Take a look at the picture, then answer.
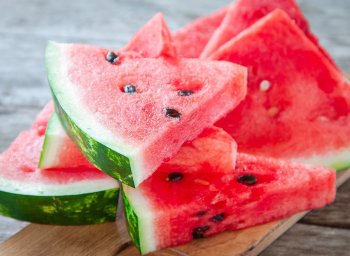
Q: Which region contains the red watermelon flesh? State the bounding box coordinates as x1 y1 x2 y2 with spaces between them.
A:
123 13 176 58
173 7 227 58
122 127 336 254
201 0 338 69
47 42 247 186
211 10 350 168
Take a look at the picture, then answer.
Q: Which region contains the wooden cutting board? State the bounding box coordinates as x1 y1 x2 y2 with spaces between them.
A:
0 169 349 256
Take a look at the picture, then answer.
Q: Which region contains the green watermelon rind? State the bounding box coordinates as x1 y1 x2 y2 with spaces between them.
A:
292 148 350 172
121 186 156 254
333 162 350 172
46 41 135 187
53 94 134 186
0 188 119 225
121 189 141 252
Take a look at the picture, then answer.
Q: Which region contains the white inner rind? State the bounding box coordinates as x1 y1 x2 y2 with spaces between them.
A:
123 186 156 254
46 42 143 183
292 147 350 170
0 174 119 196
39 114 66 168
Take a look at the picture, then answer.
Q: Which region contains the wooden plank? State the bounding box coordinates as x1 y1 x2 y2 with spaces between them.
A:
0 222 130 256
1 170 348 256
260 223 350 256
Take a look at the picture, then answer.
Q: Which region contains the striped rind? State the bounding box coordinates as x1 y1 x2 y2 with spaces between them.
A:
121 189 141 252
53 95 134 185
122 186 156 254
0 188 119 225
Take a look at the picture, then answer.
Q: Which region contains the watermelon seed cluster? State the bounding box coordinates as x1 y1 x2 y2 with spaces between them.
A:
165 108 181 119
106 51 120 64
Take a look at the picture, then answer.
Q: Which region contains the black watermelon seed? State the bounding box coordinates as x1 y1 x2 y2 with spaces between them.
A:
237 174 257 186
165 108 181 119
178 90 194 96
192 231 204 239
212 213 225 223
106 51 120 64
167 172 183 182
196 211 207 217
192 226 210 239
123 84 137 94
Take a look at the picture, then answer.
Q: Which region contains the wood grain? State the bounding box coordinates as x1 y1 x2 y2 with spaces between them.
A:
1 170 348 256
261 224 350 256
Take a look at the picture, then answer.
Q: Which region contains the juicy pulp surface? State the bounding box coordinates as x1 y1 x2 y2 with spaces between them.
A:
201 0 338 68
47 41 247 186
123 151 335 254
123 13 176 58
0 108 119 224
211 10 350 163
173 7 227 58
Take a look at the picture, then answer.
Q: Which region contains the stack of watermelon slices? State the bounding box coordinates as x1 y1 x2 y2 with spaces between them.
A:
2 0 349 254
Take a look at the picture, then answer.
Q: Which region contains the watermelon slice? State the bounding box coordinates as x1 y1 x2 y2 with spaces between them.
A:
0 108 119 225
123 13 176 58
122 127 336 254
39 111 94 169
210 10 350 170
40 14 175 170
200 0 338 69
47 41 247 187
173 7 227 58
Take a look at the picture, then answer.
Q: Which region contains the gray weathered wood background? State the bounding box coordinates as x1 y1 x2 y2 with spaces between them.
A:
0 0 349 254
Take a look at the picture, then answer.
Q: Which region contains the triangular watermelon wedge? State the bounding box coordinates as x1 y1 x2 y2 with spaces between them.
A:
211 10 350 169
173 7 227 58
0 107 119 225
123 13 176 58
201 0 338 69
46 41 247 187
122 127 335 254
40 14 177 170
